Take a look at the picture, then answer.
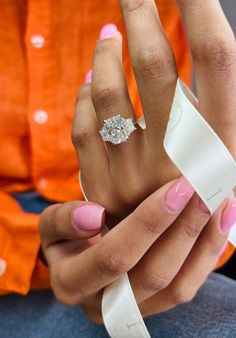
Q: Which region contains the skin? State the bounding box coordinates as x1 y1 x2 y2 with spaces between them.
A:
40 0 236 324
40 179 230 323
73 0 236 224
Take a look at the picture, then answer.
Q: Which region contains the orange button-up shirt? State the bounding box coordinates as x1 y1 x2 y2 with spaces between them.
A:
0 0 233 295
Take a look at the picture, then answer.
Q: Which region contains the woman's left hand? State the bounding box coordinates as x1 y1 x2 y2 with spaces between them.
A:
72 0 236 224
40 177 236 322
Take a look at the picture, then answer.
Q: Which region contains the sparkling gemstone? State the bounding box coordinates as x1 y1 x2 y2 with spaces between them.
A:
100 114 136 145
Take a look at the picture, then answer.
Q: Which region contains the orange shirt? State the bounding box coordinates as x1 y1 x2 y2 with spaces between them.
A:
0 0 233 295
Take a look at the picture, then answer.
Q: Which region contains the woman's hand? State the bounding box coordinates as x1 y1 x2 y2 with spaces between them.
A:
72 0 236 224
40 177 236 323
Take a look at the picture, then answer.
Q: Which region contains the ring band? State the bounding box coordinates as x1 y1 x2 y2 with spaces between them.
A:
99 114 137 145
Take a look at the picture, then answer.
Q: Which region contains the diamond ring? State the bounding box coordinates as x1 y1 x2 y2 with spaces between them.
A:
99 114 137 145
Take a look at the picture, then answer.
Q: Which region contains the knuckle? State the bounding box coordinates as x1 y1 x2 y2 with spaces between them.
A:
209 244 223 258
172 286 196 305
50 265 82 306
83 312 103 325
72 126 97 149
182 214 206 239
177 0 195 6
135 206 162 236
91 84 122 110
39 204 61 242
51 205 67 239
206 237 225 257
194 35 236 73
98 250 129 277
144 270 172 293
119 0 148 13
118 178 147 207
134 45 175 80
53 288 79 306
81 303 104 324
76 85 90 102
95 38 119 55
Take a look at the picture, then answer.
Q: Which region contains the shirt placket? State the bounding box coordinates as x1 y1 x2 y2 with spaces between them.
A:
25 0 56 193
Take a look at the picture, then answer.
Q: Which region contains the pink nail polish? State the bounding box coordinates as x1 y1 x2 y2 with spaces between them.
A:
220 200 236 235
199 199 210 214
165 177 194 213
72 205 105 231
99 23 117 40
84 69 92 84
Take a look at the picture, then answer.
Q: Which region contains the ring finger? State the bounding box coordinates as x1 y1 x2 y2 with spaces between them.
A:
91 25 142 160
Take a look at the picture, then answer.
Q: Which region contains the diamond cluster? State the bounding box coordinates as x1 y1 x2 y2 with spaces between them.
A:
100 115 137 145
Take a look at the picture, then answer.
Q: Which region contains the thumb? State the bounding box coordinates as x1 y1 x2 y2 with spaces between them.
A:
39 201 106 247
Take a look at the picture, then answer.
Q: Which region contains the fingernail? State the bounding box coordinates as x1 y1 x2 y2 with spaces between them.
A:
220 200 236 235
199 199 210 214
99 23 117 40
84 69 92 84
72 205 105 231
165 177 194 213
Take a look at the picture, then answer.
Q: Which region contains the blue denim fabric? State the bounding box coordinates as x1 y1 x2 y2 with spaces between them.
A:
12 190 54 213
0 191 235 338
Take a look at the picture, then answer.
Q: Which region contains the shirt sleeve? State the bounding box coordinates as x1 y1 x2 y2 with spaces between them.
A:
0 191 49 295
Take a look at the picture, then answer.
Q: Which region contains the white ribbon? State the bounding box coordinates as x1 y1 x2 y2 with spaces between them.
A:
101 78 236 337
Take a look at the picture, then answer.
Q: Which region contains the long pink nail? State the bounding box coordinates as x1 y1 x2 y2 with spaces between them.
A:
100 23 117 40
84 69 92 84
72 205 105 231
165 177 194 213
220 200 236 235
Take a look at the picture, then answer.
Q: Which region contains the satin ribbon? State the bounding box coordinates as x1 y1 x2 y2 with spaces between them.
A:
80 78 236 337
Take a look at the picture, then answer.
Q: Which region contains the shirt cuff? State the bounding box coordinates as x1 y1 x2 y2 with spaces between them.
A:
0 191 42 295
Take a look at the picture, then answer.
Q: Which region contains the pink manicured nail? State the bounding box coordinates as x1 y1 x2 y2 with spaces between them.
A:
84 70 92 84
199 199 210 214
220 200 236 235
165 177 194 213
72 205 105 231
100 23 117 40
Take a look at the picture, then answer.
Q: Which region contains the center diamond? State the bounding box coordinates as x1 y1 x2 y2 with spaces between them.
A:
100 115 136 145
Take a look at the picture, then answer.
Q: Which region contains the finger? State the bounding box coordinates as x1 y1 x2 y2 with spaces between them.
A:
129 194 210 303
140 199 236 316
91 25 141 158
119 0 177 141
72 74 110 196
52 177 194 302
92 26 134 123
177 0 236 152
39 201 106 248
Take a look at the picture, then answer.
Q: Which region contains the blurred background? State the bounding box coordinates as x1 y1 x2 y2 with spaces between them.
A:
221 0 236 33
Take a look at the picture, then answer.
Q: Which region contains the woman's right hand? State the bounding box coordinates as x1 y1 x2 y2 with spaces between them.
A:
40 177 235 323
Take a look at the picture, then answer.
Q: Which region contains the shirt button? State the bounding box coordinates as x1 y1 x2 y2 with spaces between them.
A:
39 178 47 189
0 259 6 277
33 110 48 124
30 35 45 48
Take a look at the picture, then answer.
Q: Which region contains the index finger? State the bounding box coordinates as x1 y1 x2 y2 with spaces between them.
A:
177 0 236 152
